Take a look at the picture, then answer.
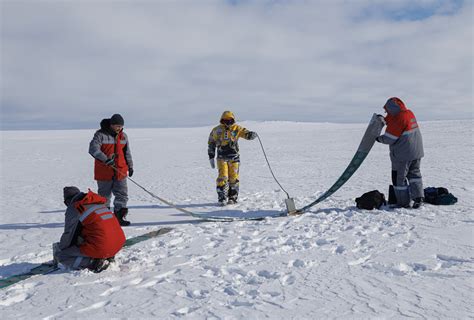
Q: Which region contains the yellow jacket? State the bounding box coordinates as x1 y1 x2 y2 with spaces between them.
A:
208 123 253 161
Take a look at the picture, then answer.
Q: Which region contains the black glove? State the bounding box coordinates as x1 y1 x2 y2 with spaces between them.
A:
247 131 257 140
129 168 134 177
104 158 115 166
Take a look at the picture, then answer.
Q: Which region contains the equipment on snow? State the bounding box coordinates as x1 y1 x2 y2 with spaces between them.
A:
255 133 297 215
294 113 385 214
424 187 457 205
110 165 270 221
0 228 173 290
355 190 387 210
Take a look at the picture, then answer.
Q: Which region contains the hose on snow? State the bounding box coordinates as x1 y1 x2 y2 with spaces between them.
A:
256 134 291 199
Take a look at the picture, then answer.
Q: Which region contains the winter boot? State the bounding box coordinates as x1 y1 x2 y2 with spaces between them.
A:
412 197 424 209
394 185 411 208
217 185 228 206
87 258 110 273
217 193 227 206
114 208 131 226
228 184 239 204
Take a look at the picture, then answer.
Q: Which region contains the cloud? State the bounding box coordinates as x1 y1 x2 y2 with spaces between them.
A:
1 0 472 130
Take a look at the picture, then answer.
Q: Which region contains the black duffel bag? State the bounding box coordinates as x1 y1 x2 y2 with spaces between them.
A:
356 190 387 210
424 187 458 205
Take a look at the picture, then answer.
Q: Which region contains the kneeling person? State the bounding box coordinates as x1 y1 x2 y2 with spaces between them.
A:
53 186 126 273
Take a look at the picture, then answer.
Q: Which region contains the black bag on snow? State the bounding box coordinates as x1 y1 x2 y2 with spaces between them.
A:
356 190 387 210
424 187 457 205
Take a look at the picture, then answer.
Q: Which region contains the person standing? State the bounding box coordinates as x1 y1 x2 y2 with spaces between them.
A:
208 111 257 205
53 186 126 272
376 97 424 208
89 114 133 225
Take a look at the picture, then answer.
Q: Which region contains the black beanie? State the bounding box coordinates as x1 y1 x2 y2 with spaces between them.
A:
110 114 124 126
63 186 80 205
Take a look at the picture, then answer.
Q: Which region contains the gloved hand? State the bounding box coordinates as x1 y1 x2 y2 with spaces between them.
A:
247 131 257 140
104 158 115 166
128 168 134 177
209 158 215 169
376 114 386 125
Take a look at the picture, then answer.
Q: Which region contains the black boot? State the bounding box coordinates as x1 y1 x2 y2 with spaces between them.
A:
217 185 227 206
217 192 226 206
412 197 424 209
114 208 131 226
228 184 239 204
87 258 110 273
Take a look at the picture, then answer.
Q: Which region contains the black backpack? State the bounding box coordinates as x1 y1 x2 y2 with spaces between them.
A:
356 190 387 210
424 187 458 205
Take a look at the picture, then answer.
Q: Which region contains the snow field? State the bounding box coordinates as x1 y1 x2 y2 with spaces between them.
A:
0 120 473 318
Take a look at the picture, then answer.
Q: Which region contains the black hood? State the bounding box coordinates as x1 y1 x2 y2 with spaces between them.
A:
99 118 116 136
100 118 111 130
65 192 86 207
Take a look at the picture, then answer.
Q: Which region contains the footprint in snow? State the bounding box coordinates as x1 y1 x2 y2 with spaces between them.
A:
100 285 121 296
316 238 334 246
397 239 415 248
138 280 159 288
333 245 345 254
434 254 473 269
288 259 306 268
76 301 109 313
282 274 296 285
128 278 143 285
224 286 239 296
173 306 199 316
176 289 209 299
257 270 280 279
348 255 371 266
397 262 428 273
0 292 31 307
231 300 254 307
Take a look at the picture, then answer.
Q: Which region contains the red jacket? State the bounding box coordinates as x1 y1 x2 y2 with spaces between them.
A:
75 190 126 258
89 119 133 181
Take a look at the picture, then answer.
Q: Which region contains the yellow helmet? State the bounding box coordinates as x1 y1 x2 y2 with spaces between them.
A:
220 111 235 124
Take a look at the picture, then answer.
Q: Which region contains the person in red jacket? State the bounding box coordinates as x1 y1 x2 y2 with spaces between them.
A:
376 97 424 208
52 187 126 273
89 114 133 226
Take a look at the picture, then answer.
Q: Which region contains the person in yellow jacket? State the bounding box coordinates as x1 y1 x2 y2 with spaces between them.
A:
208 111 257 205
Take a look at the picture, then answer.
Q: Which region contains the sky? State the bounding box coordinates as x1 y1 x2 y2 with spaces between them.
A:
0 0 472 130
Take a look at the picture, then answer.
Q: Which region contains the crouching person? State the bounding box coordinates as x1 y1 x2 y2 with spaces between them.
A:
376 97 424 208
53 186 126 273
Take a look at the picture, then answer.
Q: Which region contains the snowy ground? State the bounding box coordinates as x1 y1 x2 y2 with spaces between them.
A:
0 120 473 319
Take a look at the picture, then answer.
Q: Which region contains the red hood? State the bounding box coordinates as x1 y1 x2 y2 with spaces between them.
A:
78 189 107 206
384 97 407 116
